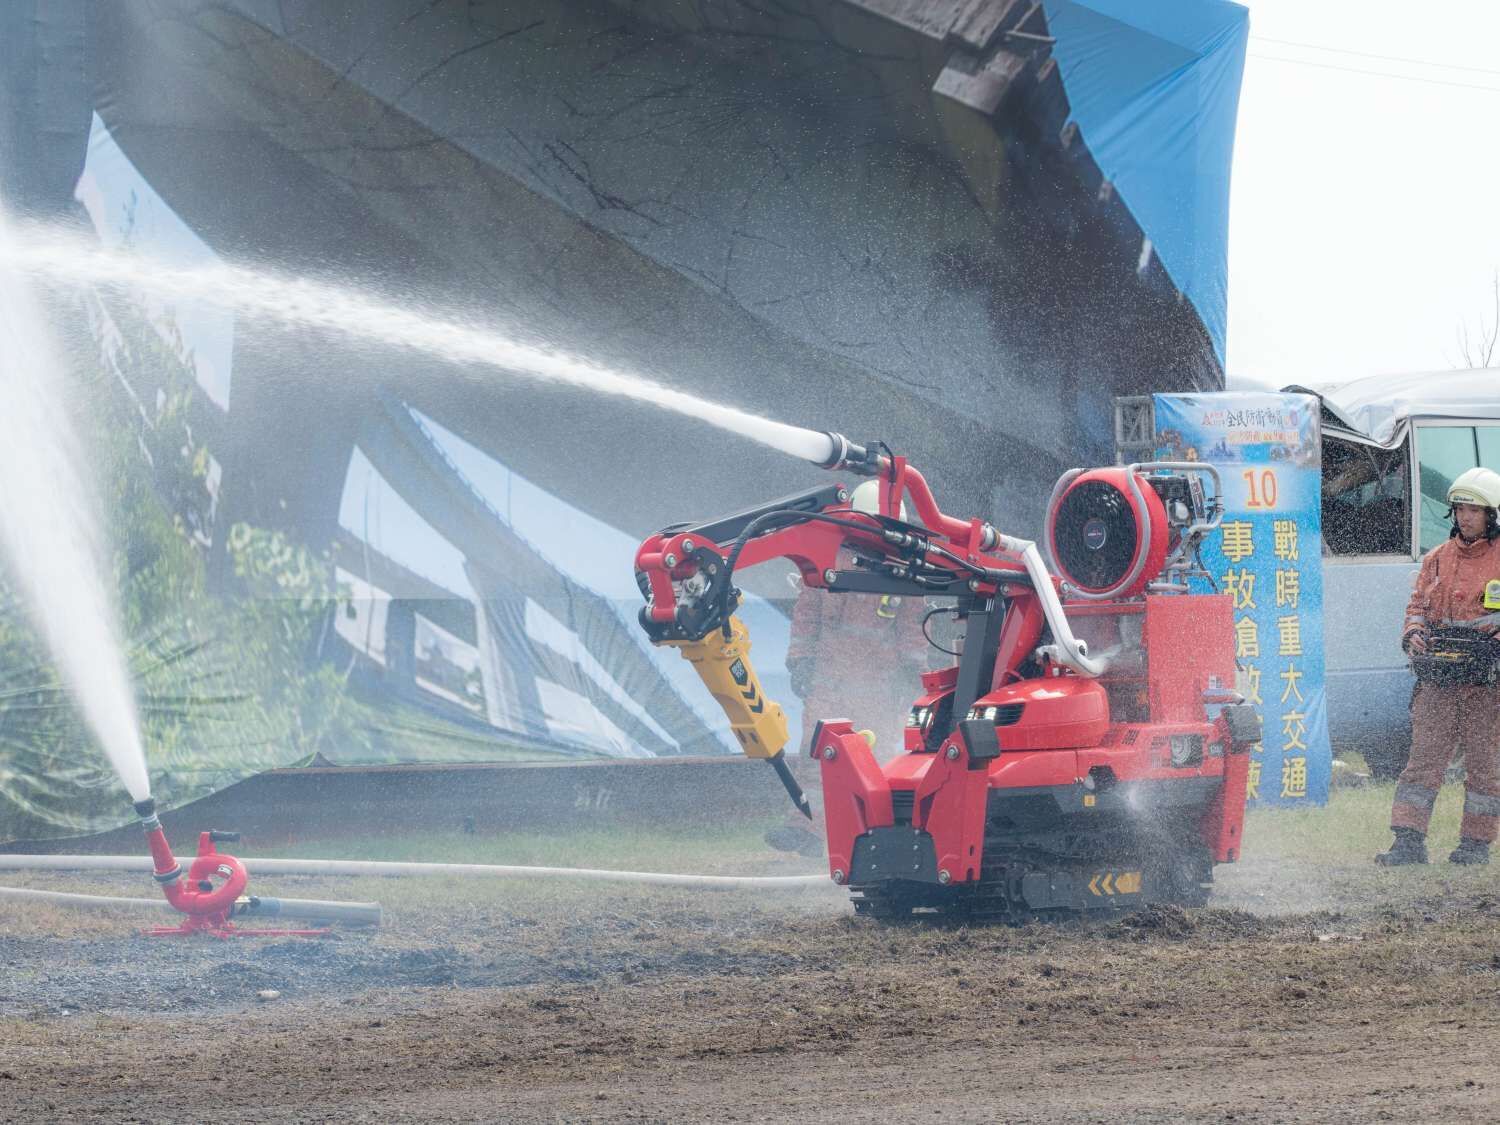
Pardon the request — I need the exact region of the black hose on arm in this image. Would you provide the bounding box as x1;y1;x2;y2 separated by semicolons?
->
716;509;887;636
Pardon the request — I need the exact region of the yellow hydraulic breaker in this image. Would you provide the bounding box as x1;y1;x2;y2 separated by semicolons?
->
663;614;809;817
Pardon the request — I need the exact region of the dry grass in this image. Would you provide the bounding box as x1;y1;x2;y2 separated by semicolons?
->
4;785;1496;944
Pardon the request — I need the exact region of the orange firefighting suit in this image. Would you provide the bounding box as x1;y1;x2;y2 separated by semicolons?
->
1392;534;1500;843
787;564;929;764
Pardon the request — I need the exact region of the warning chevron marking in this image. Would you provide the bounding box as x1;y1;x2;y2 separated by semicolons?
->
1087;870;1143;897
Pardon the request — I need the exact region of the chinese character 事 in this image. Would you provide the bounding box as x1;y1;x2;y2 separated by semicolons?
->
1222;520;1255;563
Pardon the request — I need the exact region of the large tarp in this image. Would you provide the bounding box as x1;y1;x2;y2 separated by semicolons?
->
0;0;1243;840
1044;0;1249;364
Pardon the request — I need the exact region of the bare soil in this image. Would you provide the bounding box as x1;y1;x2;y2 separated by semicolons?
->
3;859;1500;1122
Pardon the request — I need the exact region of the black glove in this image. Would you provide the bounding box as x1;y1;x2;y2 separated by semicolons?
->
1403;629;1429;656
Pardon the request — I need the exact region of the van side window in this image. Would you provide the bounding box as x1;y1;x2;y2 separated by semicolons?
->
1478;425;1500;469
1417;426;1480;553
1321;437;1410;555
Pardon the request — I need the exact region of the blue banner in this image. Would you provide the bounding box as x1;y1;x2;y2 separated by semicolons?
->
1153;393;1330;807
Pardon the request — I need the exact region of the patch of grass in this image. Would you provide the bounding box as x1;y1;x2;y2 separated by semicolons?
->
8;784;1494;944
1245;781;1467;866
1216;781;1498;917
239;819;835;934
246;819;807;873
0;819;836;942
248;782;1474;874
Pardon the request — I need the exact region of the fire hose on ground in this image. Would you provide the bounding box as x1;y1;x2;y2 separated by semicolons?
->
0;857;827;934
0;853;828;888
0;883;383;926
0;856;825;933
0;795;829;939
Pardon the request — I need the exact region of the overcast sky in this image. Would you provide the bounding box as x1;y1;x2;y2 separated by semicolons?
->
1225;1;1500;391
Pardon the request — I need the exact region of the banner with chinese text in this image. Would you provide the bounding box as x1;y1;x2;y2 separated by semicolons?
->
1153;393;1331;807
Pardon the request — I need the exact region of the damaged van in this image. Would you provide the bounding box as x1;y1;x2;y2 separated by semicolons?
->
1296;373;1500;777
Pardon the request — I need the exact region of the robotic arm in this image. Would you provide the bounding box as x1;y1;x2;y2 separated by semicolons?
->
634;439;1041;814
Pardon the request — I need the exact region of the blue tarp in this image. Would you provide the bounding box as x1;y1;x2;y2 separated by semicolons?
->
1045;0;1248;363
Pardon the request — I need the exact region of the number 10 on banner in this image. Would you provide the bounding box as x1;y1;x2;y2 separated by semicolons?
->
1243;469;1278;509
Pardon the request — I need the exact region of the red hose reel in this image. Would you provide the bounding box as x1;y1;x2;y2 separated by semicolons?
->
1046;467;1169;600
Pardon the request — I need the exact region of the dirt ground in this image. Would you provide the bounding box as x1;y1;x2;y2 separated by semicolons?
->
3;853;1500;1123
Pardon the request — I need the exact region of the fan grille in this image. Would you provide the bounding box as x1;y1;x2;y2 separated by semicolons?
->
1053;480;1139;591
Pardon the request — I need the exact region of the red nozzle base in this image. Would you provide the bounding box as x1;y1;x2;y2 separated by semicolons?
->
139;816;328;940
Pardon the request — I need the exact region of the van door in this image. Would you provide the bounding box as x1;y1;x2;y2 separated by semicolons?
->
1347;421;1500;775
1320;432;1416;777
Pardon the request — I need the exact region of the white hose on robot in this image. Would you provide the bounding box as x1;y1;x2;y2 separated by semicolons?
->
997;534;1107;678
0;853;828;888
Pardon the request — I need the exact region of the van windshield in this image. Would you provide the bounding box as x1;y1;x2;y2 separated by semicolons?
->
1322;437;1409;556
1417;426;1486;553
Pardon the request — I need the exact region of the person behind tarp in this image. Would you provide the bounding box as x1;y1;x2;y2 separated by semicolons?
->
1377;467;1500;867
787;483;930;761
764;481;930;855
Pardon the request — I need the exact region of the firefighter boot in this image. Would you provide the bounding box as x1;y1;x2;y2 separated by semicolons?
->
1375;827;1429;867
1448;838;1491;865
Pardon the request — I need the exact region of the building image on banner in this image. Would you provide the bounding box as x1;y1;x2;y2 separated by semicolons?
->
1154;393;1332;807
0;0;1249;841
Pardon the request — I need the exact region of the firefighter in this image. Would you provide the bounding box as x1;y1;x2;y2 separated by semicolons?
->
1377;466;1500;867
764;482;930;855
785;571;928;758
786;481;930;761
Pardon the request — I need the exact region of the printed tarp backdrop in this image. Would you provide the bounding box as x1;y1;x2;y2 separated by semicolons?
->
0;0;1246;840
1155;392;1333;807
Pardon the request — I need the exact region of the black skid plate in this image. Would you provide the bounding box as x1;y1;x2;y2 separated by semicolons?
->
848;826;939;885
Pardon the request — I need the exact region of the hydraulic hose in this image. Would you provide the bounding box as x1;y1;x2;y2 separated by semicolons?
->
0;854;829;889
996;534;1106;678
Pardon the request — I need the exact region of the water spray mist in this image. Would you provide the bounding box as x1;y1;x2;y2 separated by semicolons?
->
0;208;149;800
0;221;883;815
10;223;842;467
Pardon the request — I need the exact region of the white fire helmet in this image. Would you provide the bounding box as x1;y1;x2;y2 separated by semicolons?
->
850;479;909;521
1446;466;1500;510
